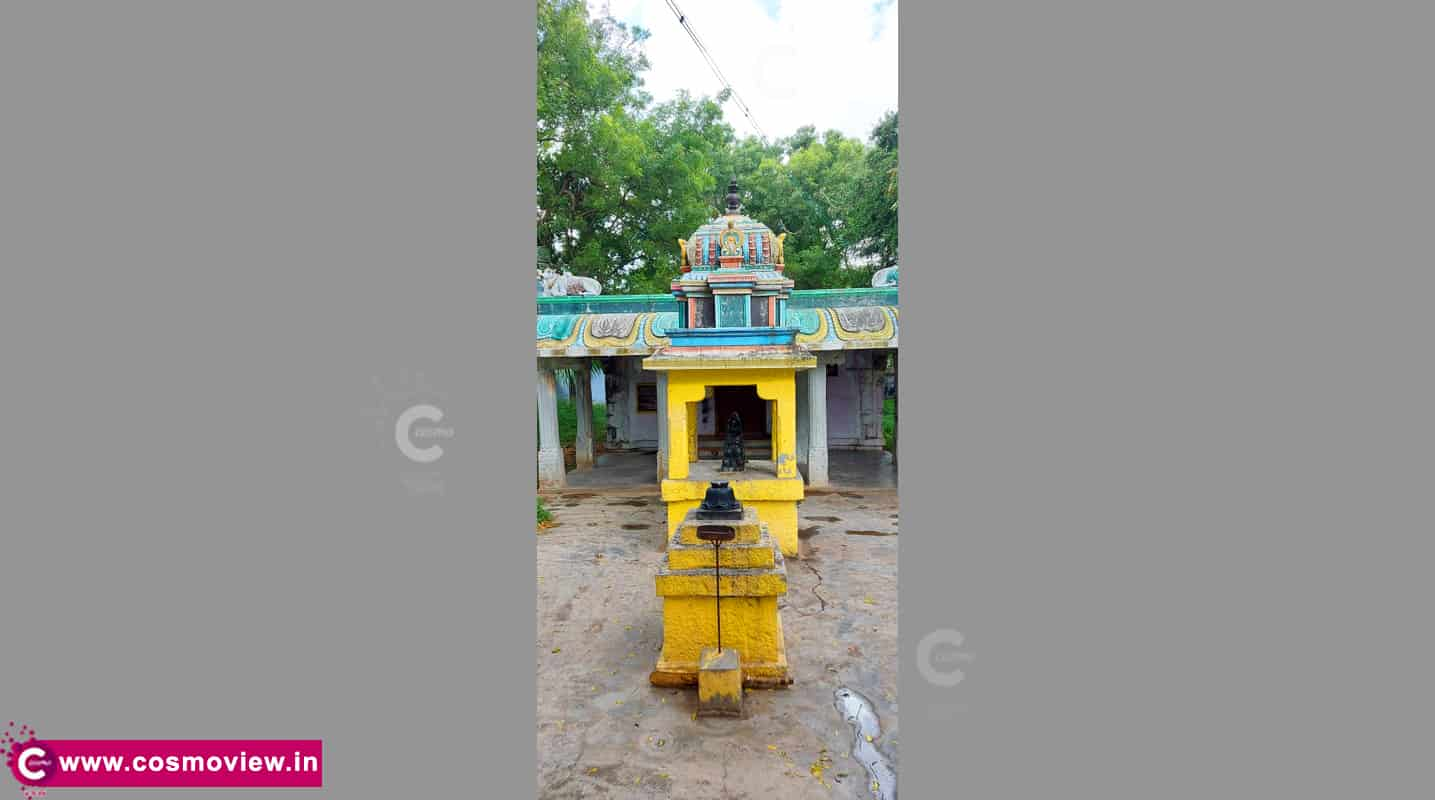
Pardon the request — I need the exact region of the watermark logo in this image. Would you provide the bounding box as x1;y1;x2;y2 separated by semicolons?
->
5;725;321;792
916;628;973;688
5;724;51;798
395;403;452;464
13;744;53;786
752;40;802;104
362;371;453;495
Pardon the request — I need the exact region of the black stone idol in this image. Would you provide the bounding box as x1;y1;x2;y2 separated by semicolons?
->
719;411;746;472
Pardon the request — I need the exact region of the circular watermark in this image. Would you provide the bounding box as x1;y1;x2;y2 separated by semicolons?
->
11;741;57;786
916;628;972;688
752;42;802;104
395;404;452;464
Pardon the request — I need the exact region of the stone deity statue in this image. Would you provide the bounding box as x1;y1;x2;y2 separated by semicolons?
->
719;411;746;472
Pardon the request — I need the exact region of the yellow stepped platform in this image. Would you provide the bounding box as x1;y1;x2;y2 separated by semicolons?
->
650;507;792;689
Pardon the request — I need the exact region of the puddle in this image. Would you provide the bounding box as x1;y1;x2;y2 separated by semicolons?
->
621;524;651;531
846;530;897;537
834;688;897;800
839;492;865;499
798;526;822;539
808;515;842;522
607;499;650;507
563;492;597;500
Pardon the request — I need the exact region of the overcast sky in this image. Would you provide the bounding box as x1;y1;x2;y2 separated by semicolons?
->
590;0;898;143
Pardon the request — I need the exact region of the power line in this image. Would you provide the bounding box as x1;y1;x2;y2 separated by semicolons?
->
662;0;768;140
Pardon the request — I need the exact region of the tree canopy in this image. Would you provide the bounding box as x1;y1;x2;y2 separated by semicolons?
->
537;0;897;294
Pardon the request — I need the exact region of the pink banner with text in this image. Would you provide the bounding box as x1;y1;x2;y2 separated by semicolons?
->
7;739;322;788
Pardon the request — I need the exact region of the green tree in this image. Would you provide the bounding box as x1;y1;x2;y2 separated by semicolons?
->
536;0;897;294
536;0;650;287
848;111;899;271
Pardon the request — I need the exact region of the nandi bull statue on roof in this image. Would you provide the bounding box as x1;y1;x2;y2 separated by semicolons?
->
537;268;602;297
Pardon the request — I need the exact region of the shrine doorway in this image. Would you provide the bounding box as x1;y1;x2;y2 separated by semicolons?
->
702;385;772;461
712;385;770;437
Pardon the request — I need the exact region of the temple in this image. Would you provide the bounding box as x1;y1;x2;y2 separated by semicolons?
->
536;181;898;499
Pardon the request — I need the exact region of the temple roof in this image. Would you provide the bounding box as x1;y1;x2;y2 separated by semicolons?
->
681;178;784;271
538;288;898;358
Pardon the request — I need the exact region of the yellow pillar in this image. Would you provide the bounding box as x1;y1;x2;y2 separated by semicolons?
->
687;400;699;462
757;378;797;478
768;399;778;463
665;379;707;480
667;401;687;480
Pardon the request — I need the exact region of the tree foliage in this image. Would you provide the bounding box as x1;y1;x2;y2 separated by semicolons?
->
537;0;897;293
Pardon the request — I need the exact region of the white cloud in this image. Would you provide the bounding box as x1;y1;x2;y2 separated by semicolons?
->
589;0;898;142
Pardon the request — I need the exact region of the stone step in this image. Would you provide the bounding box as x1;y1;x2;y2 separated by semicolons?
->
655;550;787;598
666;529;778;570
673;506;764;546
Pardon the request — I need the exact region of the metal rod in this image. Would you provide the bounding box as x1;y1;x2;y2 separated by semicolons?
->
714;539;722;652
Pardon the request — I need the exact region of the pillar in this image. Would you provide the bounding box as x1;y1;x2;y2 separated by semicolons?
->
769;399;778;464
687;401;699;462
890;351;898;467
795;371;810;478
537;366;566;488
755;378;797;479
656;372;669;482
666;381;698;480
857;357;877;446
806;365;828;487
603;359;629;450
573;367;594;470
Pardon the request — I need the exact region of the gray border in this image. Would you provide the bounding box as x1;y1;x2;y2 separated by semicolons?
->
1;2;534;797
905;1;1435;796
7;1;1435;797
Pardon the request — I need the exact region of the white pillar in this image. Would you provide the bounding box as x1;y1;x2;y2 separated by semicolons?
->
655;372;669;482
537;366;566;488
603;359;628;450
891;351;898;468
806;364;829;487
573;367;594;470
857;358;877;447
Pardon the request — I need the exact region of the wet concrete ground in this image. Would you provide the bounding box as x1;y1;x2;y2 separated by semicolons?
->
536;489;898;798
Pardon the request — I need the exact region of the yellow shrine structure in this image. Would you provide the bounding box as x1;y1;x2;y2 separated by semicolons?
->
643;180;814;558
645;180;810;689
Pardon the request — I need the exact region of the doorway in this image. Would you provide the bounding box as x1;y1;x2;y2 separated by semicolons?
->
712;386;769;436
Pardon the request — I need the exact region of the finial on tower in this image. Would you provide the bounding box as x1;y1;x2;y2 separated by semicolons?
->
725;177;741;214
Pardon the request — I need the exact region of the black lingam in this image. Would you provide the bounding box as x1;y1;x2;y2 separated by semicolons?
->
719;411;746;472
696;480;742;521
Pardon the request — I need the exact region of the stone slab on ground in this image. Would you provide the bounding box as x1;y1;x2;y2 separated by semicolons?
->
697;647;743;717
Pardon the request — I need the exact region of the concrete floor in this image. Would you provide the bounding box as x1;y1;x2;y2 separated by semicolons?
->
562;450;897;491
825;450;898;490
565;451;660;488
536;490;898;798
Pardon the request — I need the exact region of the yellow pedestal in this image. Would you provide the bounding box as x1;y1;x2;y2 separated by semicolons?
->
661;463;803;557
650;508;792;689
